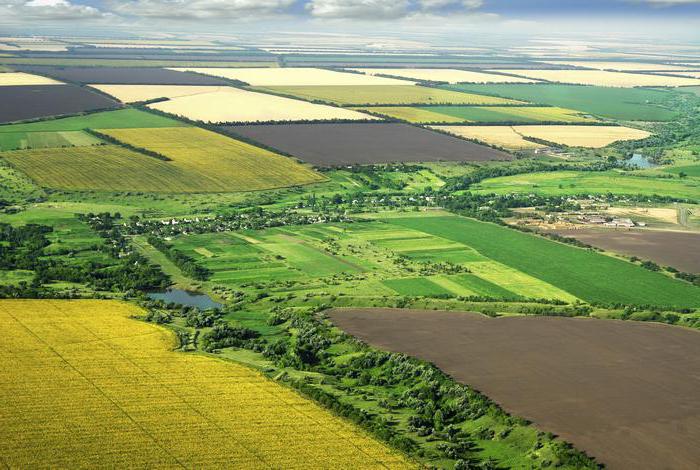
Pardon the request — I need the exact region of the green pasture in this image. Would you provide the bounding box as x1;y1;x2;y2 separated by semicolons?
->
472;170;699;200
386;214;700;307
441;84;678;121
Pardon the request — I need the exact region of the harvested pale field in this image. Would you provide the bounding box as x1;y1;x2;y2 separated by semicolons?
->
0;300;412;469
549;228;700;273
540;61;697;71
514;125;651;147
170;66;412;85
491;69;700;87
97;127;324;190
224;123;511;166
0;72;61;86
329;308;700;470
349;68;538;84
254;85;523;106
89;84;231;103
148;87;378;123
663;71;700;79
432;125;544;149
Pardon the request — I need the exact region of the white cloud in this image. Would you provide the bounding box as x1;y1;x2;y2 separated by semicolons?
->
306;0;411;20
108;0;295;20
0;0;108;21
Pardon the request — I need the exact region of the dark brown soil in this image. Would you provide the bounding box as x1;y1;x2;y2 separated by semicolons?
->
0;85;118;124
223;123;511;166
551;228;700;273
329;308;700;470
13;65;230;85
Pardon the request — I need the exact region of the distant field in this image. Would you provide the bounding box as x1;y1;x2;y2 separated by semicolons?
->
386;214;700;307
441;84;677;121
98;127;324;191
664;71;700;79
171;66;412;85
330;308;700;470
349;68;538;84
362;106;595;123
225;123;511;166
432;125;544;149
512;125;651;147
0;85;118;124
473;170;700;200
89;84;231;103
149;87;377;123
0;300;410;468
0;58;278;67
0;109;186;151
492;69;700;87
253;85;523;106
11;65;230;85
0;72;61;86
540;61;696;72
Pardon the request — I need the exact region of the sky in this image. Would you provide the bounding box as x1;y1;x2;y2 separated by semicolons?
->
1;0;699;41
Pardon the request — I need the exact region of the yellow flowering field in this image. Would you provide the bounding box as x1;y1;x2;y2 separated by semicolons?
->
0;299;413;469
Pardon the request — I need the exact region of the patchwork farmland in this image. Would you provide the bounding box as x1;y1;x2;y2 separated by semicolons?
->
330;309;700;470
12;65;231;84
0;108;184;150
0;71;61;86
491;68;700;87
433;125;546;149
442;83;678;120
224;123;512;165
3;127;323;192
148;87;378;122
349;68;539;84
252;85;523;106
88;84;232;103
171;66;414;85
361;106;596;123
0;300;411;469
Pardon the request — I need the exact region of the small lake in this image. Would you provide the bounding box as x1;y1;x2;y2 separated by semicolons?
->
147;288;222;309
628;154;656;169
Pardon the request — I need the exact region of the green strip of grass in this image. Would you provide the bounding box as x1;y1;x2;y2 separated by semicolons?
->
387;214;700;307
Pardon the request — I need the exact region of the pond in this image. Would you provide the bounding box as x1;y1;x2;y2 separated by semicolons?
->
147;288;222;310
628;153;656;169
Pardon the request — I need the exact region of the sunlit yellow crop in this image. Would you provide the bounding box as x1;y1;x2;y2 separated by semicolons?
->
0;299;414;469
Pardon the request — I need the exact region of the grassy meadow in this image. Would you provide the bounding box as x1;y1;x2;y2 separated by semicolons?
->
387;214;700;307
472;170;699;200
441;84;678;120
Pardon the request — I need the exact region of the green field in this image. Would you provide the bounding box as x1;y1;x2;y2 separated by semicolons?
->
0;108;186;150
441;84;678;121
0;130;101;151
253;85;523;106
662;164;700;177
386;214;700;307
359;105;595;123
472;170;700;200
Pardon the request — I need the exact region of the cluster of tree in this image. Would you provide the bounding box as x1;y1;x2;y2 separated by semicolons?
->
200;321;261;352
123;208;355;238
84;129;172;161
146;236;210;281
